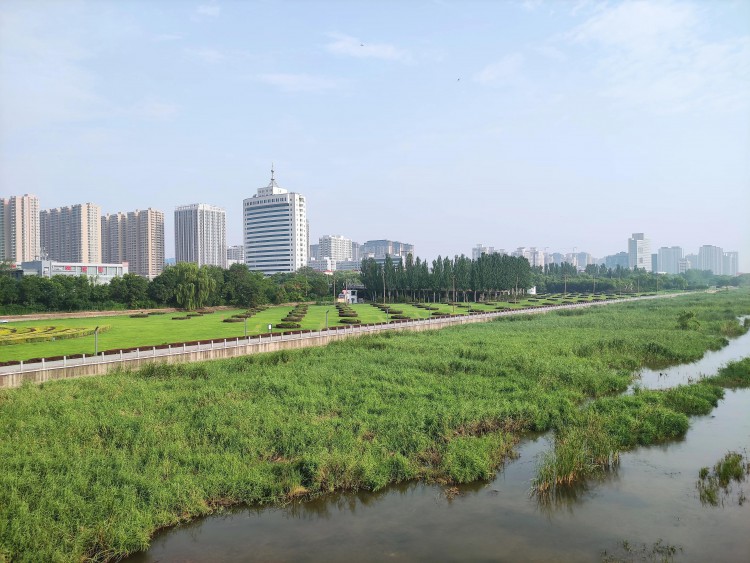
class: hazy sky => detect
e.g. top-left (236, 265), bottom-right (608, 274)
top-left (1, 0), bottom-right (749, 269)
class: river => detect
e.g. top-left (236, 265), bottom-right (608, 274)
top-left (128, 329), bottom-right (750, 562)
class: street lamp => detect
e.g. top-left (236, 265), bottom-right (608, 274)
top-left (94, 326), bottom-right (99, 355)
top-left (244, 317), bottom-right (247, 337)
top-left (325, 309), bottom-right (330, 330)
top-left (386, 307), bottom-right (390, 323)
top-left (382, 266), bottom-right (386, 305)
top-left (452, 274), bottom-right (456, 314)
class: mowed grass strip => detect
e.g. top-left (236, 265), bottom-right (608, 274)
top-left (0, 295), bottom-right (649, 363)
top-left (1, 290), bottom-right (748, 561)
top-left (0, 305), bottom-right (394, 362)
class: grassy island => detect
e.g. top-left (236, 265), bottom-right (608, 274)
top-left (1, 290), bottom-right (749, 561)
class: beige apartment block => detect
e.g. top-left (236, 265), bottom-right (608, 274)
top-left (102, 208), bottom-right (164, 279)
top-left (40, 203), bottom-right (102, 263)
top-left (0, 194), bottom-right (40, 263)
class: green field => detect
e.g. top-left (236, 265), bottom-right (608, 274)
top-left (1, 290), bottom-right (747, 561)
top-left (0, 294), bottom-right (630, 362)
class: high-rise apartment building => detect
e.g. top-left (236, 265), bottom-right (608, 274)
top-left (243, 170), bottom-right (307, 274)
top-left (227, 245), bottom-right (244, 266)
top-left (697, 245), bottom-right (723, 274)
top-left (472, 244), bottom-right (495, 260)
top-left (605, 252), bottom-right (629, 270)
top-left (40, 203), bottom-right (101, 263)
top-left (102, 208), bottom-right (165, 279)
top-left (628, 233), bottom-right (650, 270)
top-left (0, 194), bottom-right (40, 263)
top-left (657, 246), bottom-right (683, 275)
top-left (174, 204), bottom-right (227, 268)
top-left (512, 247), bottom-right (545, 269)
top-left (576, 252), bottom-right (592, 269)
top-left (361, 240), bottom-right (414, 260)
top-left (723, 251), bottom-right (739, 276)
top-left (319, 235), bottom-right (355, 262)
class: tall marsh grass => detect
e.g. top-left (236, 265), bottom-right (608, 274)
top-left (1, 290), bottom-right (749, 560)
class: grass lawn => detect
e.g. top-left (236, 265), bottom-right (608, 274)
top-left (0, 294), bottom-right (657, 363)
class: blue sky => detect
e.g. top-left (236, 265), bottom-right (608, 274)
top-left (1, 0), bottom-right (749, 269)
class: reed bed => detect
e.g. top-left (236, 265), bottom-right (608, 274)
top-left (1, 290), bottom-right (749, 561)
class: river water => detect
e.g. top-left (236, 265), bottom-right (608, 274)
top-left (129, 331), bottom-right (750, 562)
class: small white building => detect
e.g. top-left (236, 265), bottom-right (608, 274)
top-left (337, 289), bottom-right (358, 304)
top-left (21, 260), bottom-right (129, 284)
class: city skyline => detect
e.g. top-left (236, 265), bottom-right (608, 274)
top-left (1, 1), bottom-right (748, 269)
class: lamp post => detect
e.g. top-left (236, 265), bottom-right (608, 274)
top-left (325, 309), bottom-right (329, 330)
top-left (382, 266), bottom-right (386, 305)
top-left (452, 274), bottom-right (456, 314)
top-left (94, 326), bottom-right (99, 355)
top-left (386, 307), bottom-right (390, 323)
top-left (244, 317), bottom-right (247, 337)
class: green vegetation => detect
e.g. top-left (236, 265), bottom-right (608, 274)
top-left (707, 357), bottom-right (750, 387)
top-left (0, 325), bottom-right (111, 346)
top-left (1, 291), bottom-right (749, 560)
top-left (601, 538), bottom-right (683, 562)
top-left (0, 294), bottom-right (630, 363)
top-left (533, 341), bottom-right (750, 498)
top-left (696, 451), bottom-right (750, 507)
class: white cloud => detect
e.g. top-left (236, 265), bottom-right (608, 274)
top-left (326, 33), bottom-right (410, 62)
top-left (195, 3), bottom-right (221, 18)
top-left (257, 73), bottom-right (341, 93)
top-left (567, 1), bottom-right (750, 113)
top-left (187, 48), bottom-right (225, 64)
top-left (474, 53), bottom-right (524, 85)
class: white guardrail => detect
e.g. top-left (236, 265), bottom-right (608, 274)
top-left (0, 294), bottom-right (681, 386)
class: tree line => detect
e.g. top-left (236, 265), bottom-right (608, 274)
top-left (1, 257), bottom-right (745, 314)
top-left (360, 253), bottom-right (533, 302)
top-left (361, 253), bottom-right (748, 303)
top-left (0, 263), bottom-right (356, 313)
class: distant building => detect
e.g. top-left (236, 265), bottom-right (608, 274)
top-left (350, 241), bottom-right (360, 262)
top-left (512, 247), bottom-right (545, 268)
top-left (628, 233), bottom-right (650, 270)
top-left (308, 257), bottom-right (335, 273)
top-left (0, 194), bottom-right (40, 263)
top-left (698, 245), bottom-right (723, 274)
top-left (576, 252), bottom-right (592, 270)
top-left (21, 260), bottom-right (127, 284)
top-left (651, 253), bottom-right (658, 273)
top-left (548, 252), bottom-right (565, 266)
top-left (657, 246), bottom-right (683, 275)
top-left (227, 245), bottom-right (244, 266)
top-left (723, 251), bottom-right (739, 276)
top-left (361, 239), bottom-right (414, 260)
top-left (336, 259), bottom-right (361, 272)
top-left (605, 252), bottom-right (629, 270)
top-left (174, 203), bottom-right (227, 268)
top-left (319, 235), bottom-right (355, 262)
top-left (678, 259), bottom-right (691, 274)
top-left (40, 203), bottom-right (102, 263)
top-left (684, 253), bottom-right (698, 270)
top-left (472, 244), bottom-right (495, 260)
top-left (102, 208), bottom-right (164, 279)
top-left (309, 244), bottom-right (320, 262)
top-left (243, 169), bottom-right (307, 274)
